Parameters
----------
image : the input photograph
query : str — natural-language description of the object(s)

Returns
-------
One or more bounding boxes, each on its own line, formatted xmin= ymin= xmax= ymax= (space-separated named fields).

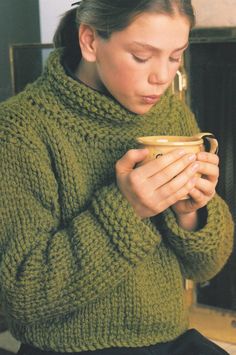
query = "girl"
xmin=0 ymin=1 xmax=233 ymax=354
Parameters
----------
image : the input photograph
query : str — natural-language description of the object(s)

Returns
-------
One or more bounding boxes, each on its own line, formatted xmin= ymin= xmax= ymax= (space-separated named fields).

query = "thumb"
xmin=116 ymin=149 xmax=149 ymax=172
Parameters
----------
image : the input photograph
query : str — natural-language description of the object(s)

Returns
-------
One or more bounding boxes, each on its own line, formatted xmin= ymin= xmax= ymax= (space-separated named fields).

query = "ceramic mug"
xmin=136 ymin=132 xmax=218 ymax=199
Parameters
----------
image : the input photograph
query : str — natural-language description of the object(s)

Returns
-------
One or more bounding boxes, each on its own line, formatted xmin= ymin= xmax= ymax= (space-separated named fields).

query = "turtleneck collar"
xmin=41 ymin=48 xmax=170 ymax=124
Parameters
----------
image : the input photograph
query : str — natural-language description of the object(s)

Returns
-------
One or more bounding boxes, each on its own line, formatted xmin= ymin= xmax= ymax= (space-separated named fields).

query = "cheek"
xmin=101 ymin=58 xmax=140 ymax=90
xmin=115 ymin=66 xmax=138 ymax=87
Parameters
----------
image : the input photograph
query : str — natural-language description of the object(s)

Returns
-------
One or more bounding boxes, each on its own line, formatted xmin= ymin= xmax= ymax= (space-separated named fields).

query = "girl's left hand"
xmin=172 ymin=151 xmax=219 ymax=216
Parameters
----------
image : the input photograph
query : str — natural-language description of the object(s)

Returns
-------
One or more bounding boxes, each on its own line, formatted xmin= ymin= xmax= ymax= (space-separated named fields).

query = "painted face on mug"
xmin=79 ymin=12 xmax=190 ymax=114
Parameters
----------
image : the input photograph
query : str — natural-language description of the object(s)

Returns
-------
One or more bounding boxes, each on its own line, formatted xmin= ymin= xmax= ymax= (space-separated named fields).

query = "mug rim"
xmin=136 ymin=135 xmax=203 ymax=146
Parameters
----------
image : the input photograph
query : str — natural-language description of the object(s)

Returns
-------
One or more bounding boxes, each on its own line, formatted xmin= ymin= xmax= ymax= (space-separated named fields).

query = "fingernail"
xmin=178 ymin=149 xmax=186 ymax=156
xmin=190 ymin=177 xmax=197 ymax=184
xmin=191 ymin=162 xmax=199 ymax=171
xmin=188 ymin=154 xmax=196 ymax=161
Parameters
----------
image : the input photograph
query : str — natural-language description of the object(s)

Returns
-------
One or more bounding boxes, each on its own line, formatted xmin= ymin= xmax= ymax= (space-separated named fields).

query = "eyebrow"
xmin=132 ymin=41 xmax=189 ymax=52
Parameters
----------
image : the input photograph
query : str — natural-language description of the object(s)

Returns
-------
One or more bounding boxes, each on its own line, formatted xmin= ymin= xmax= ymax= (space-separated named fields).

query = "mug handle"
xmin=194 ymin=132 xmax=218 ymax=154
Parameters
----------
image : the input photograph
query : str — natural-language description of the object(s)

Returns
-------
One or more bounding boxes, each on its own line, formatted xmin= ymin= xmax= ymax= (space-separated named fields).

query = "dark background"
xmin=0 ymin=0 xmax=40 ymax=102
xmin=186 ymin=29 xmax=236 ymax=311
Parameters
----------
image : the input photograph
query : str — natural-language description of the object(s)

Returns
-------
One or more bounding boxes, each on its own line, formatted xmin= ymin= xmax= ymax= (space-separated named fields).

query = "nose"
xmin=148 ymin=61 xmax=170 ymax=85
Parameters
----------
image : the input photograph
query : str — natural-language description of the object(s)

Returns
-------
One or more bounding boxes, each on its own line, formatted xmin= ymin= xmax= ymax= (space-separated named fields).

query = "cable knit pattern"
xmin=0 ymin=49 xmax=234 ymax=351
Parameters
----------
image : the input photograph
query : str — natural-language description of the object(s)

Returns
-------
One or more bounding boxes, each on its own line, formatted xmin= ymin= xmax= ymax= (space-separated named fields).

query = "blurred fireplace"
xmin=185 ymin=27 xmax=236 ymax=343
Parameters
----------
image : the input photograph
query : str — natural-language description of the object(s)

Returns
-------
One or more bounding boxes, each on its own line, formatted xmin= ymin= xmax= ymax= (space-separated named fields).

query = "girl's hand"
xmin=172 ymin=151 xmax=219 ymax=223
xmin=116 ymin=148 xmax=200 ymax=219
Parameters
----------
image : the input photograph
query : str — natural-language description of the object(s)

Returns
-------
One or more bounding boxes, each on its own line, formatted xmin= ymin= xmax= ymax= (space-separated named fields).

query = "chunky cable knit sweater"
xmin=0 ymin=49 xmax=233 ymax=351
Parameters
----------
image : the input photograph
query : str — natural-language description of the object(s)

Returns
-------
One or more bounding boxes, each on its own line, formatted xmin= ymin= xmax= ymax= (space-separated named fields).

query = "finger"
xmin=194 ymin=177 xmax=217 ymax=197
xmin=137 ymin=149 xmax=196 ymax=178
xmin=152 ymin=163 xmax=199 ymax=208
xmin=197 ymin=161 xmax=219 ymax=182
xmin=158 ymin=177 xmax=198 ymax=209
xmin=150 ymin=157 xmax=199 ymax=191
xmin=188 ymin=187 xmax=208 ymax=207
xmin=116 ymin=149 xmax=149 ymax=173
xmin=197 ymin=151 xmax=219 ymax=165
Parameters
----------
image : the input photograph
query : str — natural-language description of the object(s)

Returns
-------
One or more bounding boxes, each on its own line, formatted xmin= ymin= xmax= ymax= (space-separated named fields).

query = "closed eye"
xmin=170 ymin=56 xmax=182 ymax=63
xmin=132 ymin=54 xmax=150 ymax=63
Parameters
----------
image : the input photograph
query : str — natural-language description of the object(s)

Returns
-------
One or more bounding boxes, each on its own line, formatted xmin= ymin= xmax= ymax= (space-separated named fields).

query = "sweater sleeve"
xmin=158 ymin=194 xmax=234 ymax=282
xmin=156 ymin=95 xmax=234 ymax=281
xmin=0 ymin=141 xmax=161 ymax=324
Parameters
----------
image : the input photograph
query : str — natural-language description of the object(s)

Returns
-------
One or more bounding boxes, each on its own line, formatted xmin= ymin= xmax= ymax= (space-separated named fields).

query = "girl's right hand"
xmin=115 ymin=149 xmax=199 ymax=219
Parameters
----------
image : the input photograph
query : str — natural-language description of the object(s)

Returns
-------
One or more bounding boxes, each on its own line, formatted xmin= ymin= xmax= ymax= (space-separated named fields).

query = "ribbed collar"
xmin=42 ymin=48 xmax=170 ymax=124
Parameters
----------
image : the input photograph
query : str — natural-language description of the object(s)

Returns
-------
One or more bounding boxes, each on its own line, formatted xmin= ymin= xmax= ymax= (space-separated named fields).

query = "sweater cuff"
xmin=161 ymin=195 xmax=227 ymax=254
xmin=91 ymin=183 xmax=161 ymax=265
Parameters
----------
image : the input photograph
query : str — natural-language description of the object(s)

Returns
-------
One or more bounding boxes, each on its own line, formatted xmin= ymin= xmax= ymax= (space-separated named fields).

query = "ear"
xmin=78 ymin=24 xmax=97 ymax=62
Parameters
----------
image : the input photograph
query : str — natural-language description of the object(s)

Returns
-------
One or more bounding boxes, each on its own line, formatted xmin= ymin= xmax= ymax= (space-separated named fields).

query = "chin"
xmin=128 ymin=105 xmax=154 ymax=115
xmin=118 ymin=98 xmax=155 ymax=115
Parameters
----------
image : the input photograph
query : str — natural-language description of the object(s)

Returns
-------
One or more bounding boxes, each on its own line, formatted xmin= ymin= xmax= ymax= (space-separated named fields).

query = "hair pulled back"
xmin=53 ymin=0 xmax=195 ymax=67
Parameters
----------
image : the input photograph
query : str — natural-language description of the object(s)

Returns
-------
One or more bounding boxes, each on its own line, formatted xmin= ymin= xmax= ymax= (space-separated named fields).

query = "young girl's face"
xmin=89 ymin=12 xmax=190 ymax=114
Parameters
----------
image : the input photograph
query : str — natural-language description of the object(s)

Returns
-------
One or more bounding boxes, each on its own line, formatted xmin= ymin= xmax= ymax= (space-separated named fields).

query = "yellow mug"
xmin=136 ymin=132 xmax=218 ymax=199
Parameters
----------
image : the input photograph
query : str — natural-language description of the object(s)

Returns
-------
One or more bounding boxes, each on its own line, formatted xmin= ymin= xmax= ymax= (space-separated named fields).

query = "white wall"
xmin=39 ymin=0 xmax=236 ymax=44
xmin=39 ymin=0 xmax=74 ymax=43
xmin=192 ymin=0 xmax=236 ymax=27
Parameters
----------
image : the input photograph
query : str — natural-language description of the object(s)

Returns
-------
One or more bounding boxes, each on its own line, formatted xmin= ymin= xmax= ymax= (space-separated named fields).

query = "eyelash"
xmin=132 ymin=55 xmax=149 ymax=63
xmin=170 ymin=56 xmax=182 ymax=63
xmin=132 ymin=54 xmax=182 ymax=64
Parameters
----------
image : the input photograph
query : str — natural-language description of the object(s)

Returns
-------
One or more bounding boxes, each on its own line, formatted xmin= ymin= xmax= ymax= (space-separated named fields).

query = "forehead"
xmin=110 ymin=12 xmax=190 ymax=51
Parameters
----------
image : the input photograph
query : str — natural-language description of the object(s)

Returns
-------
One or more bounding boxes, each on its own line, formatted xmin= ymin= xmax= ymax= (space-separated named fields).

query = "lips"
xmin=141 ymin=95 xmax=162 ymax=104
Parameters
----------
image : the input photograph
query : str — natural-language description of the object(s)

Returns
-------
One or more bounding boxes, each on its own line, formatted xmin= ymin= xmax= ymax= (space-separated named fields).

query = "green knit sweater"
xmin=0 ymin=49 xmax=233 ymax=351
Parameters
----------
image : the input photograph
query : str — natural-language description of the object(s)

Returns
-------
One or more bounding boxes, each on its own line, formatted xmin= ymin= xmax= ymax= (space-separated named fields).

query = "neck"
xmin=75 ymin=59 xmax=102 ymax=91
xmin=75 ymin=58 xmax=112 ymax=97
